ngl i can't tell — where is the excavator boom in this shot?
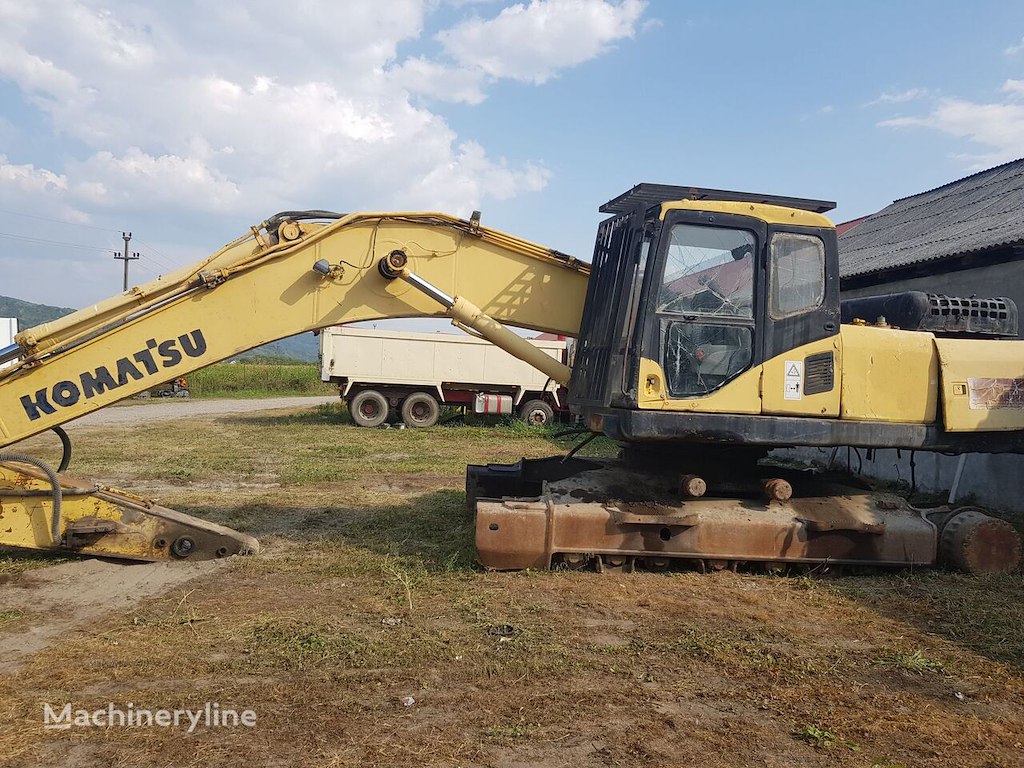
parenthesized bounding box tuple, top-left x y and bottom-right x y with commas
(0, 211, 589, 560)
(1, 212, 588, 447)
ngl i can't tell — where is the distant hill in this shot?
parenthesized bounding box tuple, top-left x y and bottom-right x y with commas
(0, 295, 76, 330)
(0, 295, 319, 362)
(234, 333, 319, 363)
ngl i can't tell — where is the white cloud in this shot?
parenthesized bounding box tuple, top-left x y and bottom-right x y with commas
(879, 96, 1024, 169)
(437, 0, 646, 84)
(410, 141, 550, 210)
(0, 156, 68, 197)
(1004, 35, 1024, 56)
(0, 0, 643, 228)
(70, 149, 242, 210)
(866, 88, 930, 106)
(388, 57, 488, 105)
(1002, 79, 1024, 98)
(0, 0, 647, 307)
(0, 48, 80, 99)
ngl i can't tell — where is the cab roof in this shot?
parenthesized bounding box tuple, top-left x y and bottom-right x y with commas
(600, 183, 836, 217)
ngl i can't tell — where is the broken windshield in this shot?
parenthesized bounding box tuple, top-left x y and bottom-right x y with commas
(657, 224, 755, 317)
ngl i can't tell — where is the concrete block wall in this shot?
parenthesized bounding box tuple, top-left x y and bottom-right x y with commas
(788, 447, 1024, 513)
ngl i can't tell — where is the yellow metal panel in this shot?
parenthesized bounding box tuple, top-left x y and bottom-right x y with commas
(762, 335, 842, 417)
(839, 325, 938, 423)
(637, 357, 762, 414)
(0, 463, 109, 549)
(934, 337, 1024, 432)
(659, 200, 834, 229)
(638, 336, 842, 417)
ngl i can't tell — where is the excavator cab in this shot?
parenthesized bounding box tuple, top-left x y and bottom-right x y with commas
(472, 185, 1021, 574)
(570, 183, 839, 426)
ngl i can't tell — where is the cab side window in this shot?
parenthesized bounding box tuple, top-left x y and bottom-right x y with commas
(769, 233, 825, 319)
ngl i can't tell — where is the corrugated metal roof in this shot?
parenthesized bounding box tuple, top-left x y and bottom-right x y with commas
(838, 157, 1024, 278)
(835, 216, 869, 236)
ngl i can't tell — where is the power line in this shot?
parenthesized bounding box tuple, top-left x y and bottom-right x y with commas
(128, 239, 180, 272)
(0, 205, 188, 271)
(0, 230, 114, 253)
(0, 228, 178, 272)
(132, 237, 174, 261)
(0, 206, 123, 234)
(0, 225, 184, 286)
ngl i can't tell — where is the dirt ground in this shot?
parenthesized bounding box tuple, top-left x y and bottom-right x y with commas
(1, 403, 1022, 768)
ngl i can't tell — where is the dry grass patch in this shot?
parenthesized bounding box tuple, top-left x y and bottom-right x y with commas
(0, 405, 1022, 767)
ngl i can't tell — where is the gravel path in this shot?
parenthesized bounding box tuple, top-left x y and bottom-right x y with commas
(66, 395, 338, 427)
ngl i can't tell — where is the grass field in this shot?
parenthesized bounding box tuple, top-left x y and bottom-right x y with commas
(1, 405, 1022, 767)
(186, 362, 335, 399)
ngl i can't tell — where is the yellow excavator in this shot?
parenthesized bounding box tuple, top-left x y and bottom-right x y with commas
(1, 184, 1021, 573)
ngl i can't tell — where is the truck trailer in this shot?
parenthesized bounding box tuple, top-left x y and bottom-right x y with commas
(1, 318, 17, 371)
(319, 326, 569, 427)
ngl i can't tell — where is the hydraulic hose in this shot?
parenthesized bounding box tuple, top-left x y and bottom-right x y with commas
(0, 453, 62, 544)
(53, 426, 72, 473)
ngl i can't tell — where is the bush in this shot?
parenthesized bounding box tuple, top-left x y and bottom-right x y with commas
(187, 363, 336, 398)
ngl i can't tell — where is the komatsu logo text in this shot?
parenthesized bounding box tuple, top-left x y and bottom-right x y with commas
(20, 330, 207, 421)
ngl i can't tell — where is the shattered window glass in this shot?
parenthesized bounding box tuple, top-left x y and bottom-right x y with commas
(656, 224, 757, 398)
(769, 233, 825, 319)
(657, 224, 755, 317)
(663, 321, 753, 397)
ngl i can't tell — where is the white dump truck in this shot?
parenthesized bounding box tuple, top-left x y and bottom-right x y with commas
(319, 326, 569, 427)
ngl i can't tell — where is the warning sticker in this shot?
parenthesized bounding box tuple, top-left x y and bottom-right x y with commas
(784, 360, 803, 401)
(968, 378, 1024, 409)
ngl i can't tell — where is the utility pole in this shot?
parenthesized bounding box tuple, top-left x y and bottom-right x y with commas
(114, 231, 140, 292)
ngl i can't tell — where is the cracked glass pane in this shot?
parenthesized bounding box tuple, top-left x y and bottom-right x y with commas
(663, 321, 753, 397)
(657, 224, 755, 317)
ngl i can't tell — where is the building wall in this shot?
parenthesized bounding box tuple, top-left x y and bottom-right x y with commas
(841, 259, 1023, 325)
(1, 317, 15, 345)
(837, 259, 1023, 514)
(787, 447, 1023, 513)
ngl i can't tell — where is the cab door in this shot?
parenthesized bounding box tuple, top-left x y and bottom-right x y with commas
(759, 226, 841, 416)
(644, 210, 766, 409)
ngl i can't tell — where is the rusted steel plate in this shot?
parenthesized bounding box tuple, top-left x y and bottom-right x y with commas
(472, 459, 938, 571)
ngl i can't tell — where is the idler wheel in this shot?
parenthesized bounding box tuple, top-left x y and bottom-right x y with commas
(939, 508, 1021, 574)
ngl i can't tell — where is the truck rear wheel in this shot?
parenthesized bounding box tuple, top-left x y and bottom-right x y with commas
(519, 399, 554, 426)
(350, 390, 389, 428)
(401, 392, 440, 428)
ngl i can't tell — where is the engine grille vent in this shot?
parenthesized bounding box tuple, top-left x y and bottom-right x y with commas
(840, 291, 1018, 338)
(929, 295, 1011, 320)
(804, 352, 834, 396)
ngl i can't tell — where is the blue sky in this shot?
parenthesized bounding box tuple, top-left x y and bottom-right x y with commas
(2, 0, 1024, 310)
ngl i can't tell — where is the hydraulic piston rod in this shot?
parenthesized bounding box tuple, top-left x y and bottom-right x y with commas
(378, 250, 573, 386)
